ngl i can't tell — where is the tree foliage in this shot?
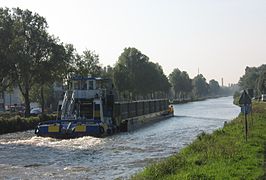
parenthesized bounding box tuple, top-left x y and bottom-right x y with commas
(0, 8, 53, 116)
(169, 68, 182, 98)
(0, 8, 14, 93)
(238, 65, 266, 95)
(101, 65, 113, 78)
(257, 71, 266, 94)
(0, 8, 76, 116)
(113, 47, 170, 99)
(169, 68, 192, 98)
(209, 79, 220, 95)
(1, 7, 235, 115)
(192, 74, 209, 97)
(74, 50, 102, 77)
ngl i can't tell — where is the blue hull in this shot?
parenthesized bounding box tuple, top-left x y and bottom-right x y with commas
(35, 120, 107, 138)
(35, 111, 173, 139)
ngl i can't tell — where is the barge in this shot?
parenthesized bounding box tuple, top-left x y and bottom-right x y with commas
(35, 76, 174, 138)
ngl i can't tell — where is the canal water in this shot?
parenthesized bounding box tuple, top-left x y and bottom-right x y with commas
(0, 96, 239, 179)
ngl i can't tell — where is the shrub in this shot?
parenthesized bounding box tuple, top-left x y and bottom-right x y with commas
(0, 113, 58, 135)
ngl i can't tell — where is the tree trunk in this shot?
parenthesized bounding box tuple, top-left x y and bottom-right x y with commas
(40, 86, 45, 114)
(1, 91, 5, 112)
(17, 76, 31, 117)
(24, 90, 30, 117)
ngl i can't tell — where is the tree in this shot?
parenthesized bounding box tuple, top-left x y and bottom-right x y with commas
(113, 47, 170, 100)
(0, 8, 16, 108)
(145, 62, 170, 97)
(113, 47, 149, 98)
(101, 65, 113, 78)
(238, 66, 260, 90)
(180, 71, 192, 98)
(0, 8, 61, 116)
(113, 63, 130, 97)
(192, 74, 209, 98)
(33, 42, 75, 113)
(74, 50, 102, 77)
(169, 68, 182, 98)
(238, 65, 266, 96)
(257, 71, 266, 94)
(30, 83, 54, 111)
(169, 69, 192, 99)
(209, 79, 220, 95)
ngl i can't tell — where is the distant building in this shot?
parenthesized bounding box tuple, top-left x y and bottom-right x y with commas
(0, 93, 4, 112)
(0, 82, 65, 112)
(3, 86, 23, 110)
(51, 82, 65, 110)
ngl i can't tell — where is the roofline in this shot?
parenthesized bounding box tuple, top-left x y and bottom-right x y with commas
(70, 76, 111, 81)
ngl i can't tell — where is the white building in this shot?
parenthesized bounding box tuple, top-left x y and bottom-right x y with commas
(2, 86, 23, 110)
(4, 87, 23, 106)
(0, 82, 64, 112)
(0, 94, 4, 112)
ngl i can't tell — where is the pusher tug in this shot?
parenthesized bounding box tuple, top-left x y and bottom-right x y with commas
(35, 76, 174, 138)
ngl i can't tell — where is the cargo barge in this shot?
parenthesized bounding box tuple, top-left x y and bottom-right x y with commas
(35, 76, 174, 138)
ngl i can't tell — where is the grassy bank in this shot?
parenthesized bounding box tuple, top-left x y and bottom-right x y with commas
(133, 102, 266, 179)
(0, 114, 57, 135)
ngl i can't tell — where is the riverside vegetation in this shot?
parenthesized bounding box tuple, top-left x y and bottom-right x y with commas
(132, 102, 266, 179)
(0, 114, 57, 135)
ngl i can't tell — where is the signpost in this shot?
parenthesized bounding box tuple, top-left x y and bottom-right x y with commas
(239, 90, 252, 142)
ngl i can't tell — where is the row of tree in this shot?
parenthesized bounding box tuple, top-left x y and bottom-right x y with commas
(104, 47, 229, 101)
(238, 65, 266, 96)
(0, 8, 103, 116)
(113, 47, 170, 100)
(0, 8, 232, 116)
(169, 69, 224, 100)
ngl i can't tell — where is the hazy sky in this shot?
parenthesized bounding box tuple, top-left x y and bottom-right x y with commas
(1, 0, 266, 85)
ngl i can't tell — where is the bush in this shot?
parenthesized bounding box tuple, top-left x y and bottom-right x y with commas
(0, 113, 58, 135)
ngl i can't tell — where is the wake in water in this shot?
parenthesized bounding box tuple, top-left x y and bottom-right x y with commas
(0, 97, 239, 180)
(0, 134, 104, 150)
(174, 115, 230, 122)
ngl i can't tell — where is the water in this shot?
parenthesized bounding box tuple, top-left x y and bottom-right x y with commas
(0, 96, 239, 179)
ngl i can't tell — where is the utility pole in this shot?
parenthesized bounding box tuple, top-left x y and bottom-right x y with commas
(197, 67, 199, 75)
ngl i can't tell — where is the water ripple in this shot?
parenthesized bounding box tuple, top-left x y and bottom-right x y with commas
(0, 96, 239, 179)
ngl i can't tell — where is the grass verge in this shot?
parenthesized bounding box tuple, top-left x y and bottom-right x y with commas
(132, 102, 266, 180)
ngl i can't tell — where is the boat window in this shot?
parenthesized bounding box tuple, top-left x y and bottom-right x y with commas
(73, 81, 80, 90)
(81, 81, 87, 90)
(89, 81, 94, 90)
(96, 81, 100, 89)
(80, 102, 93, 119)
(94, 103, 101, 120)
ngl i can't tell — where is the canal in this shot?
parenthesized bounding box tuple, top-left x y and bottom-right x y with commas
(0, 96, 239, 179)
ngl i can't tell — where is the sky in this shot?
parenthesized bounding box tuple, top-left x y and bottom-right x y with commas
(1, 0, 266, 85)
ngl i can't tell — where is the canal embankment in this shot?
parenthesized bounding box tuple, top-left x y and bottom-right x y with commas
(132, 102, 266, 179)
(170, 95, 226, 104)
(0, 96, 226, 135)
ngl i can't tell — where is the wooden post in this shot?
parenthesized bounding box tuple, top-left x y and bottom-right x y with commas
(245, 111, 248, 142)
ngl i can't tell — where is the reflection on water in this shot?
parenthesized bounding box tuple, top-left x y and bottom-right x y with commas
(0, 96, 239, 179)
